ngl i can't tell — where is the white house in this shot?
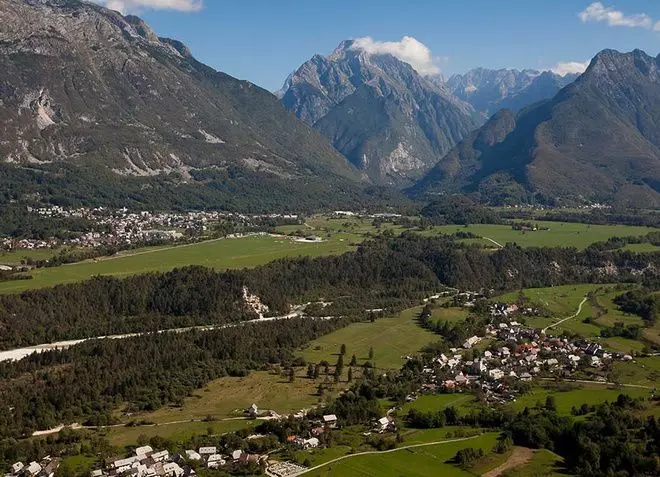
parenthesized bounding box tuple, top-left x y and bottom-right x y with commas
(185, 450, 202, 461)
(135, 446, 153, 457)
(150, 450, 169, 463)
(463, 336, 481, 349)
(11, 463, 24, 475)
(231, 450, 243, 461)
(302, 438, 319, 449)
(323, 414, 338, 428)
(25, 463, 41, 476)
(489, 369, 505, 380)
(163, 463, 183, 477)
(198, 447, 216, 456)
(207, 455, 225, 469)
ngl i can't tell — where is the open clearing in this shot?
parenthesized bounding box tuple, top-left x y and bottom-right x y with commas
(300, 432, 499, 477)
(498, 449, 569, 477)
(482, 446, 533, 477)
(509, 384, 651, 414)
(0, 235, 355, 293)
(298, 306, 439, 370)
(426, 221, 655, 249)
(102, 370, 334, 446)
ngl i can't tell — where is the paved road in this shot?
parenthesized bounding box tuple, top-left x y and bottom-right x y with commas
(289, 435, 482, 476)
(542, 296, 587, 334)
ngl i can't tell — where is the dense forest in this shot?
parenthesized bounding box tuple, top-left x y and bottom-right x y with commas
(0, 317, 349, 439)
(1, 234, 658, 350)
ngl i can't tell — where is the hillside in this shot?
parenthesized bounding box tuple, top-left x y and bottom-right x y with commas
(279, 40, 480, 185)
(413, 49, 660, 207)
(0, 0, 372, 212)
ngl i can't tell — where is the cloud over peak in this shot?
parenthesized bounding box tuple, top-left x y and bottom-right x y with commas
(350, 36, 441, 76)
(552, 60, 589, 76)
(579, 2, 652, 29)
(94, 0, 203, 14)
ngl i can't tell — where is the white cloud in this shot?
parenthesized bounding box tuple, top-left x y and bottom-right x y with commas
(93, 0, 203, 14)
(552, 60, 590, 76)
(579, 2, 652, 29)
(350, 36, 441, 76)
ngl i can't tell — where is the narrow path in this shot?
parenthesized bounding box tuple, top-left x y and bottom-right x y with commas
(481, 447, 533, 477)
(482, 237, 504, 249)
(542, 297, 587, 334)
(290, 435, 482, 476)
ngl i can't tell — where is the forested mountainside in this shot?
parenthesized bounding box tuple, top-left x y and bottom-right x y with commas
(0, 0, 375, 212)
(413, 49, 660, 207)
(279, 40, 480, 185)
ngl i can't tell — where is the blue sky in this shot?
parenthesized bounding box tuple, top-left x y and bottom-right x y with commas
(95, 1, 660, 91)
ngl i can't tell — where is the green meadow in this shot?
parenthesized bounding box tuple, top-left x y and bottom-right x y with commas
(0, 234, 355, 293)
(298, 306, 439, 370)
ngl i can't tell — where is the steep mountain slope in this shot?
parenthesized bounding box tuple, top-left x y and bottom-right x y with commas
(0, 0, 369, 212)
(447, 68, 578, 118)
(413, 49, 660, 207)
(279, 41, 480, 185)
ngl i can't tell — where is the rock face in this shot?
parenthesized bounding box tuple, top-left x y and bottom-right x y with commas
(0, 0, 367, 211)
(447, 68, 578, 118)
(412, 49, 660, 207)
(279, 40, 480, 186)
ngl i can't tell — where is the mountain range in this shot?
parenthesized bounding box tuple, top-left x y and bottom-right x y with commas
(0, 0, 372, 212)
(446, 68, 579, 118)
(412, 49, 660, 207)
(0, 0, 658, 210)
(278, 40, 480, 185)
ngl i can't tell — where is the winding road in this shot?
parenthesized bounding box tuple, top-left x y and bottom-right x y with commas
(286, 435, 482, 476)
(541, 296, 587, 334)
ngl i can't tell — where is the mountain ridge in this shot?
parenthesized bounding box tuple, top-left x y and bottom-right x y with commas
(0, 0, 373, 212)
(412, 49, 660, 207)
(279, 40, 480, 185)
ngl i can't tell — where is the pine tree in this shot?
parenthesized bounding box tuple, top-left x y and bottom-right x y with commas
(340, 343, 346, 355)
(288, 367, 295, 383)
(369, 346, 374, 360)
(306, 363, 315, 379)
(347, 367, 353, 382)
(349, 354, 357, 366)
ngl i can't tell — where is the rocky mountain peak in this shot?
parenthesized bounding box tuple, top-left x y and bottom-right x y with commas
(279, 40, 479, 185)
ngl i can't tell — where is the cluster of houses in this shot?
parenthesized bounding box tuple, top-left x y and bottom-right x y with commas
(4, 458, 59, 477)
(95, 445, 268, 477)
(418, 302, 636, 404)
(1, 206, 300, 251)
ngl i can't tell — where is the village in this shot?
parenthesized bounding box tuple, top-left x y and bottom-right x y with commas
(1, 206, 301, 252)
(413, 299, 640, 407)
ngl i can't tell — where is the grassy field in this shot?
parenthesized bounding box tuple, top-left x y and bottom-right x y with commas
(0, 235, 355, 293)
(495, 284, 653, 346)
(302, 432, 500, 477)
(298, 306, 438, 370)
(101, 370, 336, 447)
(401, 394, 476, 414)
(426, 221, 656, 249)
(509, 384, 652, 414)
(103, 419, 252, 447)
(499, 449, 569, 477)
